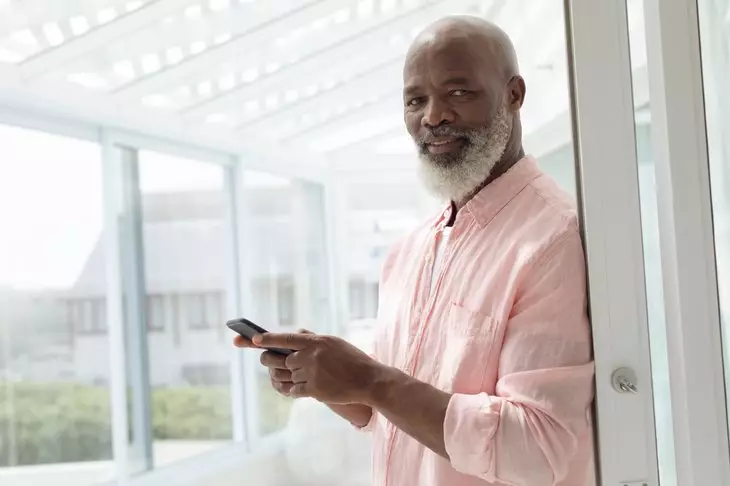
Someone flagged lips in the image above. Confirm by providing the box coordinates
[425,136,465,154]
[429,137,458,146]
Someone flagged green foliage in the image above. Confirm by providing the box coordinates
[0,383,112,466]
[0,380,292,467]
[151,387,232,440]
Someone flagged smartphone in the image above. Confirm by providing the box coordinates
[226,318,293,356]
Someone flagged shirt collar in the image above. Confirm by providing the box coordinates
[433,155,543,230]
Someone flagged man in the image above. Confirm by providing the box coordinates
[235,15,595,486]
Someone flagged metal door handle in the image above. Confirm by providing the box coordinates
[611,367,638,394]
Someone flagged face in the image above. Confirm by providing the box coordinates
[403,36,523,201]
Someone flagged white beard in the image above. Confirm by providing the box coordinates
[417,106,512,202]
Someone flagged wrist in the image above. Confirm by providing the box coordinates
[361,362,403,407]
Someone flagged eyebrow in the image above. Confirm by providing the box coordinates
[403,76,474,96]
[403,85,421,97]
[441,76,471,86]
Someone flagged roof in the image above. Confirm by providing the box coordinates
[0,0,623,172]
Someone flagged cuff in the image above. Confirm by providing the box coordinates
[444,393,501,478]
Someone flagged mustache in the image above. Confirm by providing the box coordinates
[415,126,473,145]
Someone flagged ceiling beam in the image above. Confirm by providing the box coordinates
[235,60,402,133]
[0,75,327,181]
[180,0,479,119]
[280,92,401,143]
[18,0,191,79]
[0,0,129,35]
[112,0,352,102]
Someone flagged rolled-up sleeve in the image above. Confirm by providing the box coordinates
[443,229,595,485]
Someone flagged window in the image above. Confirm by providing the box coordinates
[91,299,106,332]
[184,294,208,330]
[137,149,231,469]
[68,299,107,334]
[349,280,366,320]
[204,292,223,329]
[147,295,165,331]
[0,124,112,479]
[242,173,331,441]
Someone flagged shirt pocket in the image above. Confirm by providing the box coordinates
[432,302,498,394]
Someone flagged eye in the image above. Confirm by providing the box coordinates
[406,97,425,107]
[450,89,469,97]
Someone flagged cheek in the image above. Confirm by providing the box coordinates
[455,104,492,126]
[404,112,421,136]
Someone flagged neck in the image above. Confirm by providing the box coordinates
[453,146,525,210]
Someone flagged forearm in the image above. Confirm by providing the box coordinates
[326,403,374,428]
[364,365,451,458]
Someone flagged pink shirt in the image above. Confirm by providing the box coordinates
[368,156,595,486]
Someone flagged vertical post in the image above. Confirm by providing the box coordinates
[231,161,262,445]
[643,0,730,484]
[565,0,659,483]
[118,146,154,472]
[223,160,247,445]
[101,132,130,483]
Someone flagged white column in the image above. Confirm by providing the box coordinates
[231,164,262,446]
[101,131,130,483]
[223,161,247,445]
[117,145,154,473]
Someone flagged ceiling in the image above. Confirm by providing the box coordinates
[0,0,648,170]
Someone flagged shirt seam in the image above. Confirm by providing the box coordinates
[526,177,577,226]
[527,227,581,275]
[469,174,541,228]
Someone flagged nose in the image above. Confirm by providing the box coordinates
[422,98,456,129]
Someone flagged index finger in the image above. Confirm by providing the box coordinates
[233,335,256,348]
[253,332,318,350]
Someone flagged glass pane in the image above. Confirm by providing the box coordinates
[137,150,231,469]
[0,125,113,485]
[697,0,730,446]
[241,171,331,440]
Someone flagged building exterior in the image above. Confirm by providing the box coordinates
[3,183,424,388]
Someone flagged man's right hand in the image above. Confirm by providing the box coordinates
[233,329,374,428]
[233,328,313,396]
[260,348,297,395]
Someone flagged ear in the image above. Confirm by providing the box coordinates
[506,75,526,110]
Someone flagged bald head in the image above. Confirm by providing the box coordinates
[407,16,520,82]
[403,16,526,204]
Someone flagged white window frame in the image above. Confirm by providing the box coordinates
[566,0,660,483]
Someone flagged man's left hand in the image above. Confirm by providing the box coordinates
[253,332,383,405]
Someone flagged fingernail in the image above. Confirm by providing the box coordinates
[252,335,262,345]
